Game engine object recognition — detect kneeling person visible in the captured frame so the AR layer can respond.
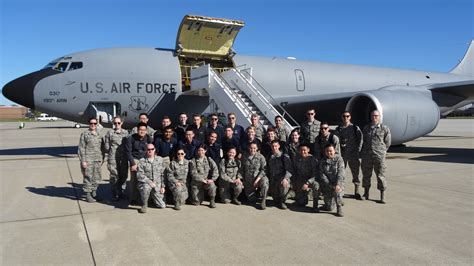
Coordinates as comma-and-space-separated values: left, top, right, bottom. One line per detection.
268, 140, 293, 209
137, 144, 166, 213
190, 144, 219, 208
319, 144, 345, 217
166, 148, 190, 210
218, 147, 243, 205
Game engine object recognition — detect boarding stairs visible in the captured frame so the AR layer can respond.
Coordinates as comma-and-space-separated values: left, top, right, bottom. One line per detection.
189, 64, 299, 132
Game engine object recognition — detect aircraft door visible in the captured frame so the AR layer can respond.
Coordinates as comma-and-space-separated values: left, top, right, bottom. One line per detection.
295, 69, 305, 91
85, 102, 121, 125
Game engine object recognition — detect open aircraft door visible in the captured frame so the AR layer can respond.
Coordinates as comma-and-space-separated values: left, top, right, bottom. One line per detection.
175, 15, 244, 62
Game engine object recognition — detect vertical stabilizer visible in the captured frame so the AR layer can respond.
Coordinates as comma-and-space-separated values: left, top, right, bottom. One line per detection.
450, 40, 473, 76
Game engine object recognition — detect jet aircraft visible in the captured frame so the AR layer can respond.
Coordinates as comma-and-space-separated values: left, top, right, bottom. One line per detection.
3, 15, 473, 144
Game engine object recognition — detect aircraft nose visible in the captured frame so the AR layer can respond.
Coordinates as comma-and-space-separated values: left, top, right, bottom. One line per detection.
2, 69, 59, 109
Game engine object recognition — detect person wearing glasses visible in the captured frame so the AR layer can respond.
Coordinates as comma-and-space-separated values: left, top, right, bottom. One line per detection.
166, 148, 190, 210
250, 113, 265, 142
218, 146, 243, 205
205, 113, 224, 144
360, 110, 391, 203
335, 111, 363, 200
131, 113, 155, 142
137, 144, 166, 213
103, 116, 129, 201
227, 112, 245, 143
313, 122, 341, 160
189, 144, 219, 208
300, 108, 321, 146
240, 142, 269, 210
78, 117, 105, 203
125, 122, 153, 206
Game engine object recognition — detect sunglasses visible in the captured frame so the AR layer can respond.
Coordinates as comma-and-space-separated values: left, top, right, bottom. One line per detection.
89, 122, 97, 125
321, 127, 329, 130
113, 122, 121, 125
147, 148, 155, 151
177, 152, 185, 155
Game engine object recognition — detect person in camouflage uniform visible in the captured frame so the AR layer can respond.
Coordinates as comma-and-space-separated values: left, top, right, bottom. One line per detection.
166, 147, 189, 210
78, 117, 104, 203
300, 108, 321, 147
335, 111, 363, 200
361, 110, 391, 203
250, 113, 266, 142
240, 143, 269, 210
267, 140, 293, 209
189, 144, 219, 208
103, 116, 129, 201
218, 146, 243, 205
274, 115, 289, 143
293, 144, 319, 209
286, 129, 301, 162
313, 122, 341, 159
317, 144, 345, 217
136, 144, 166, 213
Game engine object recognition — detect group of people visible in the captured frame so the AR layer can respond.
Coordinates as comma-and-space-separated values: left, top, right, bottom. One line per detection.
78, 109, 391, 217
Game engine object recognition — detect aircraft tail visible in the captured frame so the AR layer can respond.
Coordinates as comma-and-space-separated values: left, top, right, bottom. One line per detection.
450, 40, 474, 76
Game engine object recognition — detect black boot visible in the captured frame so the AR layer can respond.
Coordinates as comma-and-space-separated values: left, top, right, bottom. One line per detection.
363, 188, 370, 200
355, 185, 363, 200
380, 191, 386, 204
313, 199, 320, 213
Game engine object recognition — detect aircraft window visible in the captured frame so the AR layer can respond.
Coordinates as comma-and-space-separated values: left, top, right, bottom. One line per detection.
53, 62, 70, 72
69, 62, 83, 71
43, 58, 61, 69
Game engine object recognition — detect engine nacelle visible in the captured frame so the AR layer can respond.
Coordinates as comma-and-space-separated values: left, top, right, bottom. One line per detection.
346, 88, 440, 145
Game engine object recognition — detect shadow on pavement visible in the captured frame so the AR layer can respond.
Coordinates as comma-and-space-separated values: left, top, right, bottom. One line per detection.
26, 182, 134, 210
0, 146, 78, 157
389, 146, 474, 164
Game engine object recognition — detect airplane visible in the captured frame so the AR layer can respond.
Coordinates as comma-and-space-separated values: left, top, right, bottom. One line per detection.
3, 14, 473, 145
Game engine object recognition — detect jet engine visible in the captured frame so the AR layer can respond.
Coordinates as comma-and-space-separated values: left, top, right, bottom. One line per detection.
346, 88, 440, 145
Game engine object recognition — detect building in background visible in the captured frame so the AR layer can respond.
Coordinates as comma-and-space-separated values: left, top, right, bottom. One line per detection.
0, 106, 28, 119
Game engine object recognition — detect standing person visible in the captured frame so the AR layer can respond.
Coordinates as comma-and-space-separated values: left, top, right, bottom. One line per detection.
189, 113, 206, 143
136, 144, 166, 213
175, 112, 189, 143
179, 128, 201, 160
286, 129, 301, 162
318, 144, 345, 217
154, 116, 173, 140
218, 147, 243, 205
267, 140, 293, 209
205, 131, 222, 165
227, 112, 245, 143
300, 108, 321, 146
240, 143, 269, 210
335, 111, 363, 200
131, 113, 155, 140
125, 122, 152, 205
103, 116, 129, 201
205, 113, 224, 144
221, 125, 241, 158
189, 144, 219, 208
153, 125, 177, 167
166, 148, 189, 210
250, 113, 266, 142
241, 126, 262, 154
293, 144, 319, 210
261, 128, 285, 159
274, 115, 289, 143
314, 122, 341, 159
360, 110, 391, 203
78, 117, 104, 203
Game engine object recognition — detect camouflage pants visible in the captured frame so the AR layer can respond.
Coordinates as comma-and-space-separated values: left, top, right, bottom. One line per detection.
294, 179, 320, 206
270, 179, 290, 203
191, 181, 217, 205
169, 182, 188, 205
342, 152, 361, 185
321, 183, 344, 208
82, 161, 102, 193
138, 183, 166, 208
243, 177, 269, 201
361, 156, 387, 191
129, 159, 140, 203
218, 179, 243, 202
108, 158, 128, 194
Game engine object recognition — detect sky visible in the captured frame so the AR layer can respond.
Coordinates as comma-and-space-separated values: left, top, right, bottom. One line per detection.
1, 0, 472, 106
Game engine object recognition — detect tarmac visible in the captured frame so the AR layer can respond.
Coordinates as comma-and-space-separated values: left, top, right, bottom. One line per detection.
0, 119, 473, 265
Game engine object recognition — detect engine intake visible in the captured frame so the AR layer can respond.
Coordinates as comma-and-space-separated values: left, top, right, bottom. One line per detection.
346, 88, 440, 145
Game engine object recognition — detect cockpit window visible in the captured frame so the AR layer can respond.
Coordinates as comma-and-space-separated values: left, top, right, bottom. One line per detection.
69, 62, 83, 71
54, 62, 70, 72
43, 57, 61, 69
